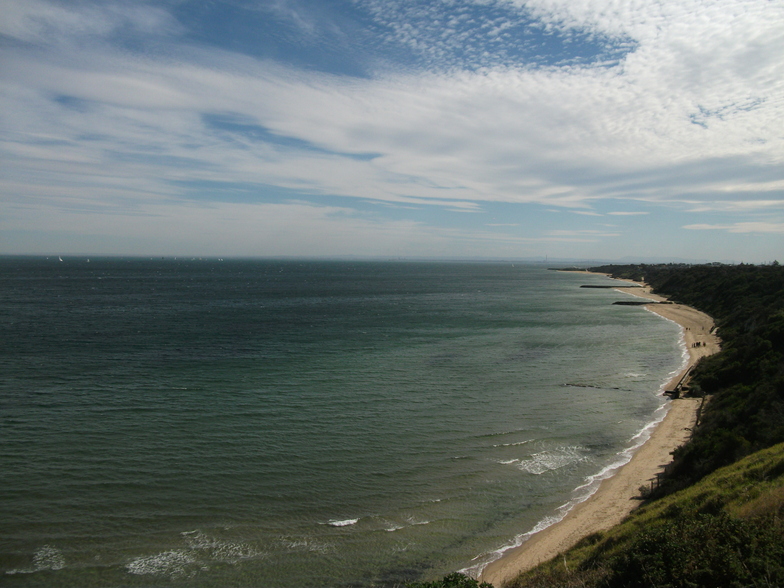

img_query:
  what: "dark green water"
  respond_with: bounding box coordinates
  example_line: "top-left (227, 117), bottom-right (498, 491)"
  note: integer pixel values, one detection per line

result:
top-left (0, 259), bottom-right (685, 587)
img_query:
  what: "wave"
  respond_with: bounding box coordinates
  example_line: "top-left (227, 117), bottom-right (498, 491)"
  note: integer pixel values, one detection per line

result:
top-left (382, 517), bottom-right (431, 532)
top-left (472, 428), bottom-right (534, 440)
top-left (125, 530), bottom-right (261, 578)
top-left (501, 446), bottom-right (588, 475)
top-left (181, 530), bottom-right (260, 563)
top-left (326, 518), bottom-right (359, 527)
top-left (126, 550), bottom-right (197, 578)
top-left (464, 348), bottom-right (687, 579)
top-left (644, 307), bottom-right (691, 383)
top-left (5, 545), bottom-right (65, 575)
top-left (280, 538), bottom-right (333, 554)
top-left (492, 440), bottom-right (533, 448)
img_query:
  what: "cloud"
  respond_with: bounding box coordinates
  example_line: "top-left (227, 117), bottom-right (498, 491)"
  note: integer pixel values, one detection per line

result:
top-left (0, 198), bottom-right (452, 255)
top-left (546, 229), bottom-right (621, 240)
top-left (2, 195), bottom-right (598, 257)
top-left (686, 199), bottom-right (784, 213)
top-left (683, 222), bottom-right (784, 234)
top-left (0, 0), bottom-right (180, 44)
top-left (263, 0), bottom-right (320, 36)
top-left (354, 0), bottom-right (632, 71)
top-left (4, 1), bottom-right (783, 199)
top-left (1, 0), bottom-right (783, 259)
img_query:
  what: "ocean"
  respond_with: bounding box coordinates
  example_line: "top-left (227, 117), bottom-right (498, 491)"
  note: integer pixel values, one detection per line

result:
top-left (0, 258), bottom-right (686, 587)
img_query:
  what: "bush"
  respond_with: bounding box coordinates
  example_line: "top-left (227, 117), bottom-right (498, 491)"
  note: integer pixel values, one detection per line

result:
top-left (406, 572), bottom-right (493, 588)
top-left (606, 513), bottom-right (784, 588)
top-left (592, 263), bottom-right (784, 495)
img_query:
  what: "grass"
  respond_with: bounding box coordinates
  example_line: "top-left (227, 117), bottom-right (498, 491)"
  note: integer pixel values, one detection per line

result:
top-left (505, 442), bottom-right (784, 588)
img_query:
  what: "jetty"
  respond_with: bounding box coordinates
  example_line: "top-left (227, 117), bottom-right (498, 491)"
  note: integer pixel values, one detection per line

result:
top-left (664, 366), bottom-right (694, 399)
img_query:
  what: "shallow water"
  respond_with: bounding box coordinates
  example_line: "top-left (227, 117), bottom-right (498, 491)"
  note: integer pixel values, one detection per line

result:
top-left (0, 259), bottom-right (685, 587)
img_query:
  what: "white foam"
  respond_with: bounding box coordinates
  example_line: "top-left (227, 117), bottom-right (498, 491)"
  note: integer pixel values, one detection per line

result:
top-left (33, 546), bottom-right (65, 572)
top-left (126, 550), bottom-right (197, 578)
top-left (125, 531), bottom-right (261, 578)
top-left (467, 358), bottom-right (688, 578)
top-left (460, 492), bottom-right (590, 579)
top-left (326, 518), bottom-right (359, 527)
top-left (643, 306), bottom-right (691, 387)
top-left (181, 530), bottom-right (260, 563)
top-left (516, 446), bottom-right (587, 475)
top-left (5, 545), bottom-right (65, 575)
top-left (492, 440), bottom-right (533, 448)
top-left (379, 515), bottom-right (430, 532)
top-left (461, 291), bottom-right (696, 579)
top-left (281, 538), bottom-right (332, 554)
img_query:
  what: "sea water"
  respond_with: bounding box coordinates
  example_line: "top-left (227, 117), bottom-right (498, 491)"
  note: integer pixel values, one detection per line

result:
top-left (0, 259), bottom-right (686, 587)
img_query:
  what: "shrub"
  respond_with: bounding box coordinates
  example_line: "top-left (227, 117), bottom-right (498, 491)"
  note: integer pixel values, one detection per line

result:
top-left (406, 572), bottom-right (493, 588)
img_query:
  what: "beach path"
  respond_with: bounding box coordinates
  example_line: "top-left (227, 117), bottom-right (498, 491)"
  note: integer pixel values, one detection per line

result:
top-left (479, 280), bottom-right (719, 587)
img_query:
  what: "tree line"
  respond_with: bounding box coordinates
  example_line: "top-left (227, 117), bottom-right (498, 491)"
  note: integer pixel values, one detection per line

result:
top-left (591, 263), bottom-right (784, 496)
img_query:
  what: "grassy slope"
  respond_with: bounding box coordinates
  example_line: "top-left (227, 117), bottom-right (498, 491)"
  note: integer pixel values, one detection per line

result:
top-left (507, 442), bottom-right (784, 588)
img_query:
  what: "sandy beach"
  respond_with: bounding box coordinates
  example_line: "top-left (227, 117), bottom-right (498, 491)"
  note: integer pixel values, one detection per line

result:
top-left (479, 275), bottom-right (720, 587)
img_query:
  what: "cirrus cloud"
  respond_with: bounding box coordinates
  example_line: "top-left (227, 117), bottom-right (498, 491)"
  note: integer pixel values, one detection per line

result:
top-left (1, 0), bottom-right (782, 261)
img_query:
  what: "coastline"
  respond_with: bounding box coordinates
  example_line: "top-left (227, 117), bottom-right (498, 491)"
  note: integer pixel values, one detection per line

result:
top-left (478, 274), bottom-right (720, 587)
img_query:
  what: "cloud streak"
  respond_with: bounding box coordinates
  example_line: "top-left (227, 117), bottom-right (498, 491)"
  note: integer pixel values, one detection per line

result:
top-left (684, 222), bottom-right (784, 234)
top-left (1, 0), bottom-right (783, 260)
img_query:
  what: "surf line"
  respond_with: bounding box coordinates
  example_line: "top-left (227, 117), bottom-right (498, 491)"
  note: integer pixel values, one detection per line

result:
top-left (474, 277), bottom-right (718, 586)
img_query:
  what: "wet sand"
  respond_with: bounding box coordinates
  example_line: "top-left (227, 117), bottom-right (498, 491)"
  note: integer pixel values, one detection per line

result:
top-left (479, 275), bottom-right (719, 587)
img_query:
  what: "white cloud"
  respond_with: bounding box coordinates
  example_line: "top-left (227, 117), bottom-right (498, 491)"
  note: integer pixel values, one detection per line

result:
top-left (607, 211), bottom-right (649, 216)
top-left (4, 1), bottom-right (783, 205)
top-left (8, 39), bottom-right (780, 210)
top-left (0, 198), bottom-right (449, 256)
top-left (686, 199), bottom-right (784, 213)
top-left (683, 222), bottom-right (784, 234)
top-left (2, 196), bottom-right (598, 257)
top-left (1, 0), bottom-right (783, 259)
top-left (0, 0), bottom-right (180, 44)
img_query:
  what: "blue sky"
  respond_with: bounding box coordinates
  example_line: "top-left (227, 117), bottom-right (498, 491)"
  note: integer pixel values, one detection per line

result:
top-left (1, 0), bottom-right (783, 261)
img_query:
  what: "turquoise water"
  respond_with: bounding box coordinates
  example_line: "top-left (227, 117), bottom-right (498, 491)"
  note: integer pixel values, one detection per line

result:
top-left (0, 259), bottom-right (685, 587)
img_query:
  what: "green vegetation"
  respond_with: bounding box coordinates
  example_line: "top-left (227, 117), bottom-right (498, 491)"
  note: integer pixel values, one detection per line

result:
top-left (591, 263), bottom-right (784, 496)
top-left (506, 442), bottom-right (784, 588)
top-left (406, 572), bottom-right (493, 588)
top-left (413, 264), bottom-right (784, 588)
top-left (499, 263), bottom-right (784, 588)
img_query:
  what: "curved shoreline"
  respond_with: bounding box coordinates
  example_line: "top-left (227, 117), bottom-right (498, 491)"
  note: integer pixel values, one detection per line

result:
top-left (478, 276), bottom-right (720, 587)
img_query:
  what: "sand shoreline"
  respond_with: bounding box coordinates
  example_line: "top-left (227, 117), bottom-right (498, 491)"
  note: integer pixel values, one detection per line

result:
top-left (478, 273), bottom-right (720, 587)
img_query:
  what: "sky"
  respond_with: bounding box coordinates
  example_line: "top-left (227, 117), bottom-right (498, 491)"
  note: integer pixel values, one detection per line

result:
top-left (1, 0), bottom-right (783, 262)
